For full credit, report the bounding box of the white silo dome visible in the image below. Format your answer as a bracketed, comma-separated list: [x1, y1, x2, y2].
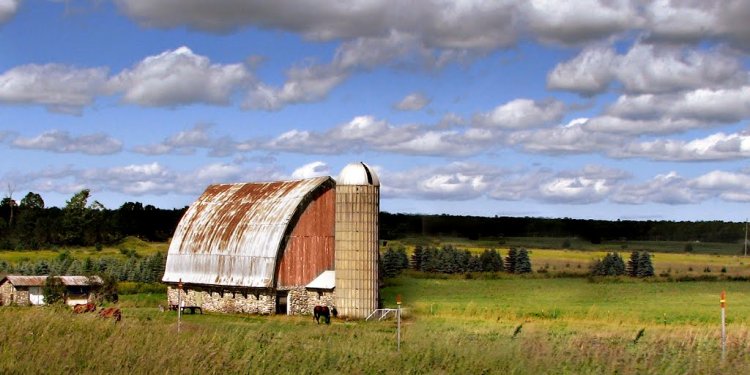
[337, 162, 380, 186]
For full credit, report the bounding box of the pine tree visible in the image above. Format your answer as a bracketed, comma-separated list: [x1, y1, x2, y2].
[480, 249, 504, 272]
[505, 248, 518, 273]
[636, 251, 654, 277]
[515, 248, 532, 274]
[411, 245, 424, 270]
[627, 250, 640, 277]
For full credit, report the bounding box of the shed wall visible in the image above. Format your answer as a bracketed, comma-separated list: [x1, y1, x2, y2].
[277, 187, 335, 288]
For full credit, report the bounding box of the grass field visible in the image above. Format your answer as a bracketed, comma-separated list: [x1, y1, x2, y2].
[2, 276, 750, 374]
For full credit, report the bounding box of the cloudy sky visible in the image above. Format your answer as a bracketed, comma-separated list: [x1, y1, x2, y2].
[2, 1, 750, 221]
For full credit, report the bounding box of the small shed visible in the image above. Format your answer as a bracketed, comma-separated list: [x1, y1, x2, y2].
[0, 275, 103, 306]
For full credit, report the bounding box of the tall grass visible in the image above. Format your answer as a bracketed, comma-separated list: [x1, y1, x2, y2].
[3, 277, 750, 373]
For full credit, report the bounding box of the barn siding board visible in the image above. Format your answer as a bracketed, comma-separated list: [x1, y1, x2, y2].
[277, 187, 335, 288]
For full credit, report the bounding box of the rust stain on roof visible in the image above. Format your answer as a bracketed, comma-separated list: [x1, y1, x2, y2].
[163, 177, 335, 288]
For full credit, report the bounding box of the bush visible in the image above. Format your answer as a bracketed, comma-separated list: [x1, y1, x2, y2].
[42, 275, 65, 305]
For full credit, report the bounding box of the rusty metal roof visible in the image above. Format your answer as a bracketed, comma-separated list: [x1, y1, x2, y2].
[162, 176, 334, 288]
[1, 275, 102, 286]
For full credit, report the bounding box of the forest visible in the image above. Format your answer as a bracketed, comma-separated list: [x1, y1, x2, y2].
[0, 189, 746, 251]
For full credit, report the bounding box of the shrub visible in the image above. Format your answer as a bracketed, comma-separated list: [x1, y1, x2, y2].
[42, 275, 65, 305]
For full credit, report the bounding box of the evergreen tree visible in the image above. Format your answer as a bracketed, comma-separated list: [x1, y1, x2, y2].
[515, 248, 532, 274]
[467, 254, 482, 272]
[591, 253, 626, 276]
[411, 245, 424, 270]
[636, 251, 654, 277]
[627, 250, 640, 277]
[480, 249, 504, 272]
[505, 248, 518, 273]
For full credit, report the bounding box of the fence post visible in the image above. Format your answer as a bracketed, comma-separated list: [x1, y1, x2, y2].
[721, 290, 726, 361]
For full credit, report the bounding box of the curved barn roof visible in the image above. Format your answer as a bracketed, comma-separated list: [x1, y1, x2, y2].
[162, 176, 334, 288]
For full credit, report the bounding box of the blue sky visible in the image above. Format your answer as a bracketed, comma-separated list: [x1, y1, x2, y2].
[2, 1, 750, 221]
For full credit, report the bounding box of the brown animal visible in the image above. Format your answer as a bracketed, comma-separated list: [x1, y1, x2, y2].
[73, 303, 97, 313]
[98, 307, 122, 322]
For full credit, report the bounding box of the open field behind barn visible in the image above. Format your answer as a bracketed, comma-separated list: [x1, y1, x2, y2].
[2, 277, 750, 374]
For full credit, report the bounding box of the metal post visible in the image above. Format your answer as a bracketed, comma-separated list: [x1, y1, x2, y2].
[721, 290, 726, 361]
[177, 279, 182, 334]
[744, 221, 747, 257]
[396, 294, 402, 352]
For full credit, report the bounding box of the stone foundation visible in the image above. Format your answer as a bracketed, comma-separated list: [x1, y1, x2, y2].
[167, 286, 276, 314]
[288, 287, 335, 315]
[166, 285, 335, 316]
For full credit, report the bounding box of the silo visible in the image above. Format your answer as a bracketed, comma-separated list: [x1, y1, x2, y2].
[335, 162, 380, 318]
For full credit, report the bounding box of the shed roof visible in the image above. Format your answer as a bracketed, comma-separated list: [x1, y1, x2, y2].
[305, 270, 335, 290]
[162, 176, 334, 288]
[1, 275, 102, 287]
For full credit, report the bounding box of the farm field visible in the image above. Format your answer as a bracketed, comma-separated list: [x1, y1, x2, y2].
[0, 237, 167, 264]
[2, 277, 749, 374]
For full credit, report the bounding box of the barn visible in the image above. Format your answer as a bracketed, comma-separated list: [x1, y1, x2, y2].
[162, 162, 379, 318]
[0, 275, 103, 306]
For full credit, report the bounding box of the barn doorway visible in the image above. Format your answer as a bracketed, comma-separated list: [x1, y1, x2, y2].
[276, 291, 288, 315]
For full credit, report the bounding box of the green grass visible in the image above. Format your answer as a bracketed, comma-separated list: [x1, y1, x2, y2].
[3, 277, 750, 373]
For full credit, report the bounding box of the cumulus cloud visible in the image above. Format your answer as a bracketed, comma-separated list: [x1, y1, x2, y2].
[7, 161, 286, 197]
[266, 115, 488, 156]
[112, 46, 251, 107]
[133, 123, 257, 157]
[382, 162, 499, 200]
[613, 171, 703, 205]
[0, 0, 19, 24]
[645, 0, 750, 49]
[474, 98, 565, 129]
[607, 86, 750, 124]
[613, 131, 750, 161]
[548, 43, 744, 96]
[12, 130, 122, 155]
[245, 64, 347, 110]
[0, 64, 109, 114]
[290, 161, 330, 179]
[525, 0, 642, 45]
[394, 92, 430, 111]
[489, 165, 628, 204]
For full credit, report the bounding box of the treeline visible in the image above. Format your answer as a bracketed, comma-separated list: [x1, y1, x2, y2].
[381, 245, 531, 277]
[0, 189, 185, 250]
[0, 251, 166, 283]
[380, 212, 745, 243]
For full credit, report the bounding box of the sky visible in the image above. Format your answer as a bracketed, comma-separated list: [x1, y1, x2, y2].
[2, 1, 750, 221]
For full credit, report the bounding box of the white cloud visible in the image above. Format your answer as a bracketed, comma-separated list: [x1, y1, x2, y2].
[291, 161, 330, 179]
[613, 131, 750, 161]
[548, 43, 744, 96]
[113, 46, 251, 107]
[525, 0, 642, 45]
[12, 130, 122, 155]
[382, 162, 499, 200]
[474, 98, 565, 129]
[0, 0, 19, 24]
[245, 64, 347, 110]
[0, 64, 109, 114]
[505, 118, 625, 154]
[547, 46, 615, 95]
[607, 86, 750, 124]
[645, 0, 750, 49]
[612, 172, 702, 205]
[394, 92, 430, 111]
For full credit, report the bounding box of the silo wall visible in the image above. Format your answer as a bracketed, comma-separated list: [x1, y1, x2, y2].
[335, 185, 379, 318]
